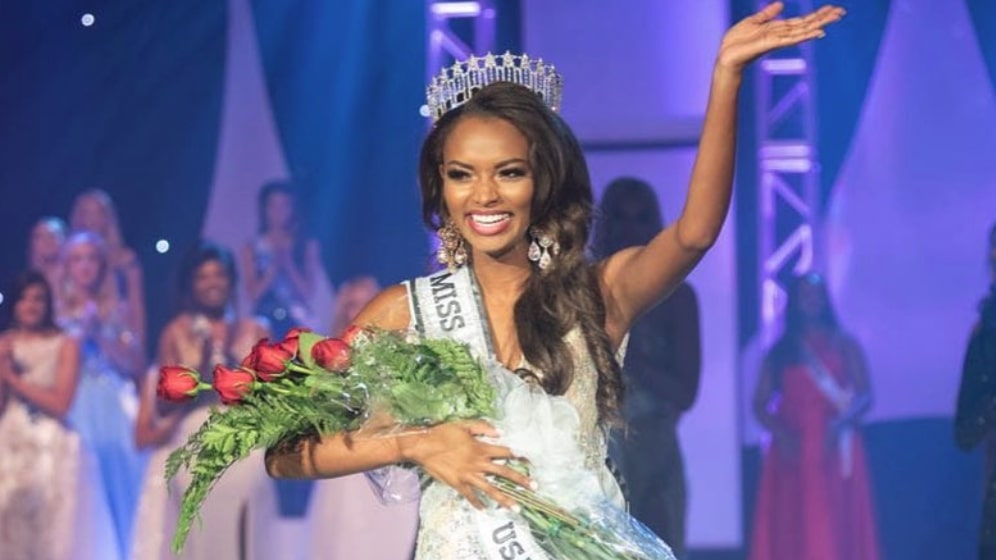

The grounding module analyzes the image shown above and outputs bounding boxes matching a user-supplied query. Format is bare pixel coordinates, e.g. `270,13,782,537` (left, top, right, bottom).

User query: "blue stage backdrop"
0,1,508,346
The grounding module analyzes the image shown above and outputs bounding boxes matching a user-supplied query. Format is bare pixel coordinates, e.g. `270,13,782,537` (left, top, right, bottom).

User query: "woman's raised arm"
600,4,845,334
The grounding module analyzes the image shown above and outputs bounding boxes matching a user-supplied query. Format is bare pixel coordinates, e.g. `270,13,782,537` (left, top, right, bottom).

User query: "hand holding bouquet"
159,327,671,558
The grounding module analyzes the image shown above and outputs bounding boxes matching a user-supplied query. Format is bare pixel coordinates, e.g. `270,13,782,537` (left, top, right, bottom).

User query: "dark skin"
265,3,846,511
134,259,268,448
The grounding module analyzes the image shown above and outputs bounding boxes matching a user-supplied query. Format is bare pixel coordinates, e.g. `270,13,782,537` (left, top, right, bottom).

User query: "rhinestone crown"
426,52,564,122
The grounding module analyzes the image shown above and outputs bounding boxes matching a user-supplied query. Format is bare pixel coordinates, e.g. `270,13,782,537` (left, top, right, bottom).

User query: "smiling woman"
440,117,535,261
264,4,845,559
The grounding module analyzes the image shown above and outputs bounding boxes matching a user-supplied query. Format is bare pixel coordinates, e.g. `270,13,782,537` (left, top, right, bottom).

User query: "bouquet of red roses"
157,327,496,553
158,327,672,559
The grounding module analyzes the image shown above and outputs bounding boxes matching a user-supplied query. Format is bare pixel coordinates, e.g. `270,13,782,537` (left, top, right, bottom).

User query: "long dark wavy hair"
769,272,841,375
418,81,623,422
1,270,58,332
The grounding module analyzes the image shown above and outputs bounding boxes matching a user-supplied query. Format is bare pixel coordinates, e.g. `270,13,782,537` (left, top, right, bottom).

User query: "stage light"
156,239,170,254
0,292,4,306
81,13,95,27
430,2,481,17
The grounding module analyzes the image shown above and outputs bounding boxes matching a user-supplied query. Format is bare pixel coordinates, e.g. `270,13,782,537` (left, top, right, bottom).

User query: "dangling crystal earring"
436,220,468,269
528,227,560,271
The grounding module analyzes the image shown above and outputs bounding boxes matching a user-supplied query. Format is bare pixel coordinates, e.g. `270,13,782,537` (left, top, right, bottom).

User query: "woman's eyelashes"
498,166,528,179
444,166,529,182
446,168,472,181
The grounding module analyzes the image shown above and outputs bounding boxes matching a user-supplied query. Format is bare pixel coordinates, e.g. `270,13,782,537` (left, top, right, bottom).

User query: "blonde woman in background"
58,231,147,559
70,188,146,348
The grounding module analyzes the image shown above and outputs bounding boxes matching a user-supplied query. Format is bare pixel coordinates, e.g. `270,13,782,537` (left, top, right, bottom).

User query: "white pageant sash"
801,343,855,478
406,266,551,559
406,266,494,359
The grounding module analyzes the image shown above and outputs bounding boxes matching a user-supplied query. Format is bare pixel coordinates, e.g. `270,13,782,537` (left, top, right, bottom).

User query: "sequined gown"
413,327,623,558
0,334,119,559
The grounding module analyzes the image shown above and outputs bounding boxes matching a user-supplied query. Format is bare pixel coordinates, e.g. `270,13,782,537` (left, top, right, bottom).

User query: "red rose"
212,365,256,405
156,366,202,403
241,339,266,369
277,327,311,357
312,338,351,372
341,324,365,345
253,342,293,381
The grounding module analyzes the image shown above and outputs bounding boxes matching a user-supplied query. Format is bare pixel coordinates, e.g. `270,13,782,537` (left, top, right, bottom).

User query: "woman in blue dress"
58,231,147,558
241,181,330,517
241,180,325,339
70,189,147,349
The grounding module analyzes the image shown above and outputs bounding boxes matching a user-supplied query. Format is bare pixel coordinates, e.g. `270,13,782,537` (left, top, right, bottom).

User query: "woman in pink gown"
749,273,880,560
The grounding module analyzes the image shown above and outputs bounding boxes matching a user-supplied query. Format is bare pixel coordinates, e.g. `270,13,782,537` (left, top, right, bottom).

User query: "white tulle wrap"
487,360,623,510
366,360,673,559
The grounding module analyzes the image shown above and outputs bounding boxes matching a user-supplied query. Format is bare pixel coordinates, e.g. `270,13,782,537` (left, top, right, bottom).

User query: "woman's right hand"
399,420,533,510
717,3,844,74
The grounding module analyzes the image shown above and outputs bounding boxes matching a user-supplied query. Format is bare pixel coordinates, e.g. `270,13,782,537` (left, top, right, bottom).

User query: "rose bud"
212,365,256,405
156,366,203,403
312,338,351,372
241,338,267,369
277,327,311,357
254,343,294,382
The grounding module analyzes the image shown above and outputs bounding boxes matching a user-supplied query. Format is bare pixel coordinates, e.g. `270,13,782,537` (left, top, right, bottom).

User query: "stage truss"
426,1,497,87
755,0,822,344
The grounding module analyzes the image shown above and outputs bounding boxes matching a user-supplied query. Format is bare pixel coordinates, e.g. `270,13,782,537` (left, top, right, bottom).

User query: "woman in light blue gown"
58,231,148,558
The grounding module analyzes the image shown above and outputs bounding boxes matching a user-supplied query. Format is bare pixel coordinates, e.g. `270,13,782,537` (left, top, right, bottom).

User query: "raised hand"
718,2,845,72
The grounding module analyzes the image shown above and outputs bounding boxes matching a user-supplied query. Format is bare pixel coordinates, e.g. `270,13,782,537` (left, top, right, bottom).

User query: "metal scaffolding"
755,0,822,344
426,1,497,81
